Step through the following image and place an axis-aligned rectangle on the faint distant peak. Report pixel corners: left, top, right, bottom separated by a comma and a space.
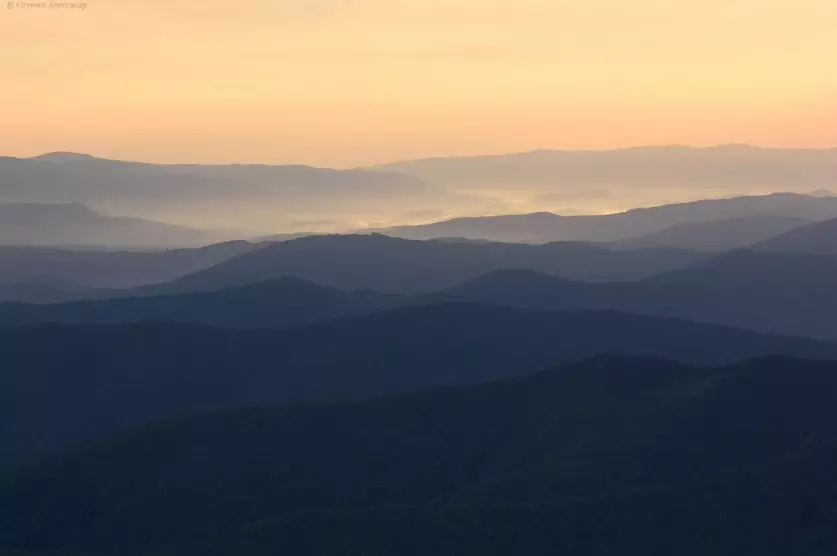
456, 211, 561, 222
809, 189, 837, 198
705, 143, 760, 151
29, 152, 99, 163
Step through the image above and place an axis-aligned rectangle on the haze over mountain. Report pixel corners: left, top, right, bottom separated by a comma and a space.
367, 145, 837, 214
4, 355, 837, 556
0, 202, 222, 248
4, 304, 836, 470
369, 145, 837, 190
145, 234, 711, 294
3, 148, 835, 237
0, 192, 826, 300
370, 193, 837, 243
0, 154, 480, 234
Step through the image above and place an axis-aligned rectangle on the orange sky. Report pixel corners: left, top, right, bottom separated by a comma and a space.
1, 0, 835, 167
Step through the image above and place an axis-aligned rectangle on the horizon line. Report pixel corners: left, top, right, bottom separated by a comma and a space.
4, 143, 836, 170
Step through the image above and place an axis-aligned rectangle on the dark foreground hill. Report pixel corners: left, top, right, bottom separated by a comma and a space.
4, 304, 837, 470
3, 355, 837, 555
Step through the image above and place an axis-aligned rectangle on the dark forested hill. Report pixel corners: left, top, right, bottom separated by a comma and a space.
0, 281, 96, 304
753, 217, 837, 255
0, 278, 407, 327
3, 355, 837, 556
611, 215, 809, 250
3, 304, 837, 470
440, 249, 837, 339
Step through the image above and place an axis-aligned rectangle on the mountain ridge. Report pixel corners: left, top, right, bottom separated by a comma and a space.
368, 193, 837, 243
753, 217, 837, 255
149, 233, 711, 294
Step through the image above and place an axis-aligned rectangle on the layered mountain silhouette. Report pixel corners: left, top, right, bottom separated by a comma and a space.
752, 217, 837, 255
3, 244, 836, 338
6, 148, 834, 238
442, 249, 837, 339
4, 147, 837, 556
3, 304, 837, 469
0, 154, 466, 234
0, 241, 259, 292
370, 193, 837, 243
4, 354, 837, 555
0, 278, 406, 326
145, 233, 710, 294
0, 202, 218, 248
611, 215, 810, 250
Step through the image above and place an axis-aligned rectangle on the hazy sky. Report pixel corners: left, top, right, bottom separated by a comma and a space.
1, 0, 835, 167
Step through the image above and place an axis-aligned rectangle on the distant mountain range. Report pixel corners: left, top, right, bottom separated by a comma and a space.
140, 233, 712, 294
131, 216, 837, 298
4, 354, 837, 555
3, 216, 837, 332
1, 193, 829, 251
370, 193, 837, 243
0, 202, 830, 301
0, 153, 467, 233
3, 146, 836, 236
0, 202, 221, 248
367, 144, 837, 193
3, 244, 835, 338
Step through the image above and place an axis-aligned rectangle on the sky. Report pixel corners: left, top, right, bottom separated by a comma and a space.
1, 0, 835, 167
